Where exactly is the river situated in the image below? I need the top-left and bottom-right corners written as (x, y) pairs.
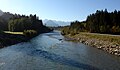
top-left (0, 31), bottom-right (120, 70)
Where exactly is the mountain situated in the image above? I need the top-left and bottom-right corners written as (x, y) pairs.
top-left (0, 12), bottom-right (14, 21)
top-left (0, 10), bottom-right (3, 16)
top-left (43, 19), bottom-right (59, 27)
top-left (43, 19), bottom-right (70, 27)
top-left (53, 20), bottom-right (70, 26)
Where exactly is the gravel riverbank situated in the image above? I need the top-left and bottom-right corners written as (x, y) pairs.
top-left (64, 33), bottom-right (120, 56)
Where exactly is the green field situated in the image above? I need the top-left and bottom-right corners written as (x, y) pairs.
top-left (4, 31), bottom-right (23, 35)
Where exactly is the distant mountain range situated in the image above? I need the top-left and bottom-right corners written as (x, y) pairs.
top-left (43, 19), bottom-right (59, 27)
top-left (43, 19), bottom-right (70, 27)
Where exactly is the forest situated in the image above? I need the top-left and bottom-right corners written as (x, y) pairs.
top-left (0, 12), bottom-right (52, 36)
top-left (0, 12), bottom-right (52, 48)
top-left (62, 9), bottom-right (120, 35)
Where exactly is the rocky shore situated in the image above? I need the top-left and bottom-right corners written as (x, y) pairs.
top-left (64, 34), bottom-right (120, 56)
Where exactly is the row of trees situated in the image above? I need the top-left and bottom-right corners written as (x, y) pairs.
top-left (8, 14), bottom-right (43, 32)
top-left (8, 14), bottom-right (53, 36)
top-left (61, 21), bottom-right (86, 35)
top-left (0, 12), bottom-right (52, 36)
top-left (86, 9), bottom-right (120, 34)
top-left (62, 9), bottom-right (120, 35)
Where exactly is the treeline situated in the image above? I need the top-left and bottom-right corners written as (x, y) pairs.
top-left (62, 9), bottom-right (120, 35)
top-left (86, 9), bottom-right (120, 34)
top-left (61, 21), bottom-right (86, 35)
top-left (8, 14), bottom-right (43, 32)
top-left (0, 12), bottom-right (52, 35)
top-left (0, 12), bottom-right (52, 48)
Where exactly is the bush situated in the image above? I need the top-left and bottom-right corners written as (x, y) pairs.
top-left (23, 30), bottom-right (37, 37)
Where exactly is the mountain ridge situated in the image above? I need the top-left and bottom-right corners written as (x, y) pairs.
top-left (43, 19), bottom-right (70, 27)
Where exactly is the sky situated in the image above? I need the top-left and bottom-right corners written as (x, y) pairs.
top-left (0, 0), bottom-right (120, 21)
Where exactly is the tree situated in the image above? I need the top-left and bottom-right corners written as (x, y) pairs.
top-left (8, 14), bottom-right (52, 33)
top-left (86, 9), bottom-right (120, 34)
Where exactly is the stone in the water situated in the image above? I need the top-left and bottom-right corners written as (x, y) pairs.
top-left (59, 39), bottom-right (62, 41)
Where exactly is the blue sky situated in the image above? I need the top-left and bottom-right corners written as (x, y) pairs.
top-left (0, 0), bottom-right (120, 21)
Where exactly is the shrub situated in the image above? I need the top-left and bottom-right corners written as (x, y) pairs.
top-left (23, 30), bottom-right (37, 37)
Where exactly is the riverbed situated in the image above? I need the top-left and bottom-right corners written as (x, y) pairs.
top-left (0, 31), bottom-right (120, 70)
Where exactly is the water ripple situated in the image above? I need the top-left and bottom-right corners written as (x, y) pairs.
top-left (29, 49), bottom-right (100, 70)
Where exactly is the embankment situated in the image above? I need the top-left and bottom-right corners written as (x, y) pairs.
top-left (64, 33), bottom-right (120, 56)
top-left (0, 33), bottom-right (29, 48)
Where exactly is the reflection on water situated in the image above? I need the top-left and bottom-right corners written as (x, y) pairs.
top-left (0, 31), bottom-right (120, 70)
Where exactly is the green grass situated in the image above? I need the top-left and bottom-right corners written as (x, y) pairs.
top-left (4, 31), bottom-right (23, 35)
top-left (71, 32), bottom-right (120, 44)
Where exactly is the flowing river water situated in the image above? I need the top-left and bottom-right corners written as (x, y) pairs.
top-left (0, 31), bottom-right (120, 70)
